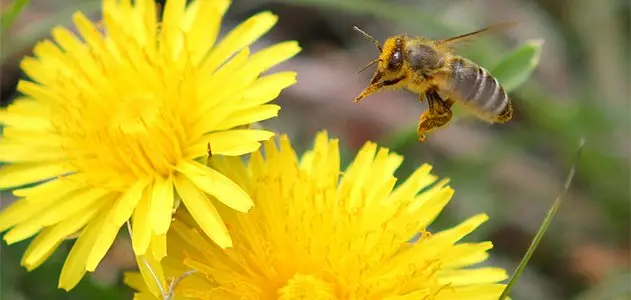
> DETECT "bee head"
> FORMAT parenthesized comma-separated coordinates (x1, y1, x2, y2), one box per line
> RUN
(380, 36, 404, 72)
(353, 28, 408, 103)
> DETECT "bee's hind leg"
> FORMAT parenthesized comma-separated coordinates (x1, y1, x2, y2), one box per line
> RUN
(417, 90, 454, 142)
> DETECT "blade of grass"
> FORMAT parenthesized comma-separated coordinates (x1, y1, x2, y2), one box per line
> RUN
(0, 0, 30, 32)
(498, 137, 586, 300)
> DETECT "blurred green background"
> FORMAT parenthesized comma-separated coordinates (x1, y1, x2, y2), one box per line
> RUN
(1, 0, 629, 299)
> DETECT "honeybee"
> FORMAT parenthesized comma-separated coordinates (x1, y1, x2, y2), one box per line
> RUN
(353, 22, 517, 142)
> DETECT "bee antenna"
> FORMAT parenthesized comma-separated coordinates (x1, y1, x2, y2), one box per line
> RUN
(353, 26, 383, 52)
(356, 59, 380, 74)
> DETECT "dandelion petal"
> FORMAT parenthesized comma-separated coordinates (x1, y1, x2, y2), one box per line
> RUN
(86, 180, 147, 271)
(22, 201, 104, 271)
(0, 162, 72, 190)
(132, 190, 152, 255)
(58, 209, 109, 291)
(187, 129, 274, 158)
(173, 173, 231, 248)
(150, 176, 174, 235)
(176, 160, 253, 213)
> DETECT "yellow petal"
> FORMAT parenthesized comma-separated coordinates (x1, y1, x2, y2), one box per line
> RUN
(435, 284, 506, 300)
(0, 142, 67, 162)
(1, 128, 64, 147)
(0, 110, 51, 131)
(2, 98, 51, 118)
(86, 179, 148, 271)
(437, 267, 508, 286)
(123, 272, 150, 293)
(135, 251, 167, 298)
(12, 173, 82, 197)
(37, 187, 111, 227)
(50, 24, 84, 54)
(132, 188, 152, 255)
(134, 0, 158, 47)
(0, 177, 83, 232)
(21, 199, 106, 271)
(58, 209, 110, 291)
(195, 47, 250, 117)
(408, 182, 453, 225)
(21, 231, 61, 271)
(173, 173, 231, 248)
(242, 71, 297, 108)
(199, 11, 278, 75)
(186, 129, 274, 158)
(4, 220, 44, 245)
(432, 214, 489, 245)
(160, 0, 186, 57)
(176, 160, 253, 213)
(150, 176, 174, 235)
(15, 82, 64, 111)
(237, 41, 302, 83)
(212, 104, 281, 131)
(390, 164, 434, 199)
(442, 242, 493, 269)
(149, 233, 167, 261)
(0, 162, 73, 190)
(182, 0, 230, 65)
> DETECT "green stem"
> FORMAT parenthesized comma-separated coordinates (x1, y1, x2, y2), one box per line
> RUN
(499, 137, 586, 299)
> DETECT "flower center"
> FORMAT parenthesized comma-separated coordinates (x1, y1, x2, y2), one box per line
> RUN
(110, 94, 160, 135)
(277, 274, 337, 300)
(53, 90, 187, 191)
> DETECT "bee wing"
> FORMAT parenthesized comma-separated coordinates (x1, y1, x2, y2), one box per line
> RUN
(435, 21, 518, 49)
(434, 90, 496, 128)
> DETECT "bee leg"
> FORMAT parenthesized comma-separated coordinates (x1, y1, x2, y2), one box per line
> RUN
(417, 93, 454, 142)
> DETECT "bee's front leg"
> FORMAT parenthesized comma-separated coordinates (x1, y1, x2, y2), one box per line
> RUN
(417, 90, 454, 142)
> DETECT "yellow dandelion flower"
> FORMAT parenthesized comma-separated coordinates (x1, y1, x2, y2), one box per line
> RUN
(124, 131, 508, 299)
(0, 0, 300, 290)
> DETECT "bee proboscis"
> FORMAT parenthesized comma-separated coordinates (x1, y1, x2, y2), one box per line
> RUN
(353, 22, 517, 142)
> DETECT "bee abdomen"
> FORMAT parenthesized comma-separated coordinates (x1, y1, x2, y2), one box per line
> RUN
(445, 57, 510, 122)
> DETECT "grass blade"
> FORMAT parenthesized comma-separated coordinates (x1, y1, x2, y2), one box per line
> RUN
(499, 137, 586, 300)
(1, 0, 30, 33)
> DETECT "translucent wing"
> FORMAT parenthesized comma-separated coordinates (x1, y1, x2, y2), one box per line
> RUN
(436, 21, 518, 49)
(450, 105, 495, 128)
(435, 90, 495, 128)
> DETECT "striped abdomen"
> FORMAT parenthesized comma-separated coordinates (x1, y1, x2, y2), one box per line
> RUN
(441, 57, 512, 123)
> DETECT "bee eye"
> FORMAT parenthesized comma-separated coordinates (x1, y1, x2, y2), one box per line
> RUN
(388, 51, 402, 69)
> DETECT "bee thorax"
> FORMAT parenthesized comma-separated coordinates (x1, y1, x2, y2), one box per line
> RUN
(407, 44, 445, 71)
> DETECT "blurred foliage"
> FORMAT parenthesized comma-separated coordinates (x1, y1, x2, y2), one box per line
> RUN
(0, 0, 30, 33)
(1, 0, 629, 300)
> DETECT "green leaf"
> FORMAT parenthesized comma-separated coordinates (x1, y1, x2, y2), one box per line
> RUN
(499, 137, 586, 300)
(492, 39, 544, 92)
(0, 0, 30, 33)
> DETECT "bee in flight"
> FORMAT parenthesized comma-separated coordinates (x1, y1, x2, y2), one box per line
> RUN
(353, 22, 517, 142)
